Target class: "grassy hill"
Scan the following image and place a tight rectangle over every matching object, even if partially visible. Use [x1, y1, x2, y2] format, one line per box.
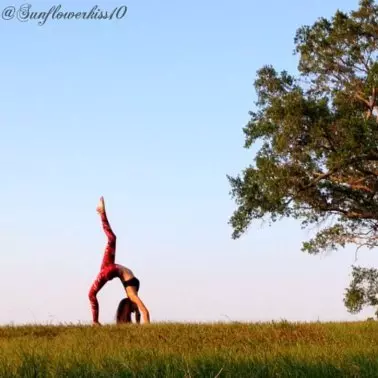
[0, 321, 377, 377]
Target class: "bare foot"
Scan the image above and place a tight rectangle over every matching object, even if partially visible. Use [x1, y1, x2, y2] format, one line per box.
[93, 321, 102, 327]
[96, 196, 105, 214]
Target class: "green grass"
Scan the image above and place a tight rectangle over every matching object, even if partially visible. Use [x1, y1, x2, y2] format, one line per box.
[1, 321, 378, 377]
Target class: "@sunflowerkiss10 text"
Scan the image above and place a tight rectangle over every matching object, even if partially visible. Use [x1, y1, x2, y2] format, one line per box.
[2, 4, 128, 25]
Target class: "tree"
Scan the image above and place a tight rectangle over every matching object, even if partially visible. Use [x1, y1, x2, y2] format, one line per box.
[228, 0, 378, 315]
[344, 266, 378, 317]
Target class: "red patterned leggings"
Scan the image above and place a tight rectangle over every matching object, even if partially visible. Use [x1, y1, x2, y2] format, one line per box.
[88, 211, 120, 323]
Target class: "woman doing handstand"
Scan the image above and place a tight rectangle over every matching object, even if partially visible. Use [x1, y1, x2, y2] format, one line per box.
[88, 197, 150, 325]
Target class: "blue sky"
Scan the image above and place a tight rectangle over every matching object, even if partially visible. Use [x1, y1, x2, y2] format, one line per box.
[1, 0, 376, 325]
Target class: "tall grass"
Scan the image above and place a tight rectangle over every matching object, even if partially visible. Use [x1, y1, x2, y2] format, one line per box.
[0, 321, 377, 377]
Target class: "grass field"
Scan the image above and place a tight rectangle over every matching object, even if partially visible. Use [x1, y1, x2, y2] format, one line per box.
[1, 321, 378, 377]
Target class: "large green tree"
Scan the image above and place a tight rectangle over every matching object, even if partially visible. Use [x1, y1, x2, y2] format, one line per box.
[228, 0, 378, 316]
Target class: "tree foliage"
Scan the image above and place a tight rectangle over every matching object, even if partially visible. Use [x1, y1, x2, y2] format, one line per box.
[344, 265, 378, 317]
[228, 0, 378, 314]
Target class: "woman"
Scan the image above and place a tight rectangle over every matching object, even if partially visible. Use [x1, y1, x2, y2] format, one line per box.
[116, 297, 141, 324]
[88, 197, 150, 325]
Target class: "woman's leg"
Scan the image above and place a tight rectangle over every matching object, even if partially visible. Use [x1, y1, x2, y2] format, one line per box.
[97, 197, 117, 269]
[88, 265, 120, 324]
[88, 272, 107, 325]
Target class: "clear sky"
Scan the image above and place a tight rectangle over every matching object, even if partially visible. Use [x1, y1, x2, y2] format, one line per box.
[1, 0, 376, 325]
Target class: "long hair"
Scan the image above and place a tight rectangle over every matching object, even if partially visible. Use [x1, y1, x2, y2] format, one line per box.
[116, 297, 140, 324]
